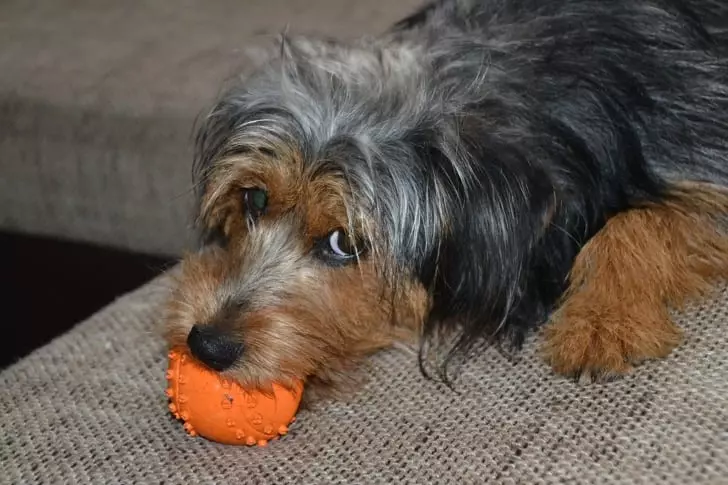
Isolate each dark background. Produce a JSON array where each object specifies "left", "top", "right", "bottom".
[{"left": 3, "top": 231, "right": 173, "bottom": 369}]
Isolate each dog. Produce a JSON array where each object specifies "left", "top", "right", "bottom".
[{"left": 165, "top": 0, "right": 728, "bottom": 402}]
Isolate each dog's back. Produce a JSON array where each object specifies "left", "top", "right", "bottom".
[{"left": 393, "top": 0, "right": 728, "bottom": 187}]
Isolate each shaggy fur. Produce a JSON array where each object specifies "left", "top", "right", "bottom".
[
  {"left": 544, "top": 183, "right": 728, "bottom": 380},
  {"left": 165, "top": 0, "right": 728, "bottom": 399}
]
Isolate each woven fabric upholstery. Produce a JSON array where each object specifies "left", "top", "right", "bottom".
[{"left": 2, "top": 273, "right": 727, "bottom": 484}]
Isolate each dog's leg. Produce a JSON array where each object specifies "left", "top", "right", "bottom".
[{"left": 543, "top": 183, "right": 728, "bottom": 380}]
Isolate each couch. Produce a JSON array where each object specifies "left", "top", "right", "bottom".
[{"left": 2, "top": 1, "right": 727, "bottom": 483}]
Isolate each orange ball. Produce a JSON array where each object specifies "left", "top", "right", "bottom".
[{"left": 166, "top": 347, "right": 303, "bottom": 446}]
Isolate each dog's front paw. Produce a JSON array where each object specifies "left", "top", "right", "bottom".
[{"left": 542, "top": 295, "right": 683, "bottom": 382}]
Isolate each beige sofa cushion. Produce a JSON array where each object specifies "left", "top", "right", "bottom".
[{"left": 2, "top": 273, "right": 727, "bottom": 483}]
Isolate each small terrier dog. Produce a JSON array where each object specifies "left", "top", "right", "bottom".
[{"left": 166, "top": 0, "right": 728, "bottom": 401}]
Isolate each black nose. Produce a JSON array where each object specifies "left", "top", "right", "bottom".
[{"left": 186, "top": 325, "right": 243, "bottom": 371}]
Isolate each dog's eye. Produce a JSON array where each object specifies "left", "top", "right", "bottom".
[
  {"left": 243, "top": 188, "right": 268, "bottom": 220},
  {"left": 328, "top": 230, "right": 355, "bottom": 257},
  {"left": 317, "top": 229, "right": 364, "bottom": 264}
]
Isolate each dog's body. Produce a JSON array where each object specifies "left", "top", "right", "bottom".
[{"left": 166, "top": 0, "right": 728, "bottom": 399}]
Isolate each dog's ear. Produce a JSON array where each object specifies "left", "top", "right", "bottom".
[
  {"left": 189, "top": 94, "right": 241, "bottom": 247},
  {"left": 414, "top": 116, "right": 569, "bottom": 378},
  {"left": 191, "top": 93, "right": 246, "bottom": 201}
]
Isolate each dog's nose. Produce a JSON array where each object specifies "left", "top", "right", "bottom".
[{"left": 186, "top": 325, "right": 243, "bottom": 371}]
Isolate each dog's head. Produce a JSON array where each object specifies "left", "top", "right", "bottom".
[{"left": 165, "top": 36, "right": 557, "bottom": 395}]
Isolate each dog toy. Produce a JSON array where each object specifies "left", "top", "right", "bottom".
[{"left": 166, "top": 347, "right": 303, "bottom": 446}]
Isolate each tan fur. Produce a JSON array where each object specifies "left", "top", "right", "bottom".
[
  {"left": 166, "top": 147, "right": 428, "bottom": 401},
  {"left": 543, "top": 183, "right": 728, "bottom": 380},
  {"left": 164, "top": 250, "right": 229, "bottom": 346}
]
